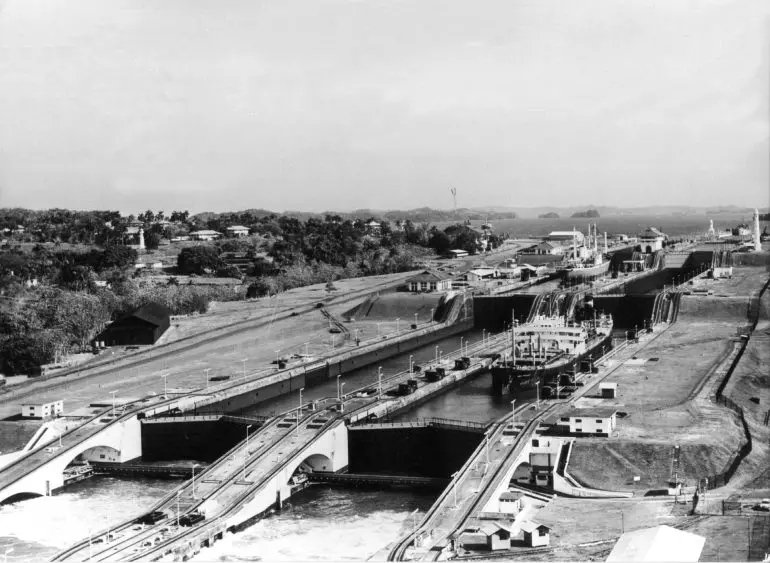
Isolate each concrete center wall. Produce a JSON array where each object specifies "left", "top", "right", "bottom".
[
  {"left": 195, "top": 319, "right": 473, "bottom": 416},
  {"left": 348, "top": 426, "right": 483, "bottom": 478}
]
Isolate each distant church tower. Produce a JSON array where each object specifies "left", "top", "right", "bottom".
[
  {"left": 753, "top": 208, "right": 761, "bottom": 251},
  {"left": 138, "top": 228, "right": 146, "bottom": 251}
]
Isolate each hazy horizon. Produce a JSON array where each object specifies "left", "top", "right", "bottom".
[{"left": 1, "top": 0, "right": 768, "bottom": 213}]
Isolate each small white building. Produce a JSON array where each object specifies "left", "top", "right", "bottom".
[
  {"left": 406, "top": 270, "right": 452, "bottom": 292},
  {"left": 638, "top": 227, "right": 667, "bottom": 253},
  {"left": 520, "top": 521, "right": 550, "bottom": 547},
  {"left": 557, "top": 408, "right": 617, "bottom": 436},
  {"left": 226, "top": 225, "right": 250, "bottom": 238},
  {"left": 448, "top": 249, "right": 469, "bottom": 259},
  {"left": 365, "top": 221, "right": 382, "bottom": 236},
  {"left": 189, "top": 230, "right": 222, "bottom": 241},
  {"left": 497, "top": 490, "right": 523, "bottom": 514},
  {"left": 607, "top": 525, "right": 705, "bottom": 562},
  {"left": 467, "top": 268, "right": 498, "bottom": 282},
  {"left": 599, "top": 382, "right": 618, "bottom": 399},
  {"left": 531, "top": 241, "right": 563, "bottom": 255},
  {"left": 22, "top": 400, "right": 64, "bottom": 419}
]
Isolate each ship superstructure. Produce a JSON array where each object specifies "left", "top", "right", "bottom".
[
  {"left": 557, "top": 223, "right": 610, "bottom": 281},
  {"left": 491, "top": 312, "right": 613, "bottom": 394}
]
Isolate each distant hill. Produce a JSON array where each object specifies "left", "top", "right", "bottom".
[{"left": 570, "top": 209, "right": 601, "bottom": 218}]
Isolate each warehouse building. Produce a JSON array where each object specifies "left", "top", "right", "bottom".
[{"left": 99, "top": 303, "right": 171, "bottom": 346}]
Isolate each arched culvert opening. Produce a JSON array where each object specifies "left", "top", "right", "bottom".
[
  {"left": 510, "top": 461, "right": 532, "bottom": 485},
  {"left": 288, "top": 453, "right": 333, "bottom": 489},
  {"left": 61, "top": 445, "right": 120, "bottom": 485},
  {"left": 1, "top": 492, "right": 43, "bottom": 506}
]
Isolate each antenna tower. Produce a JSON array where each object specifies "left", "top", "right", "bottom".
[{"left": 450, "top": 187, "right": 457, "bottom": 213}]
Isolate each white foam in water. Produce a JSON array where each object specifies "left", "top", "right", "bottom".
[{"left": 192, "top": 508, "right": 415, "bottom": 561}]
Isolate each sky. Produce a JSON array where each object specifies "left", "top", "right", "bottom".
[{"left": 0, "top": 0, "right": 768, "bottom": 214}]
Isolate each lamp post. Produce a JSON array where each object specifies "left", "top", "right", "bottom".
[
  {"left": 161, "top": 373, "right": 168, "bottom": 398},
  {"left": 484, "top": 432, "right": 491, "bottom": 464},
  {"left": 304, "top": 342, "right": 309, "bottom": 358},
  {"left": 414, "top": 312, "right": 418, "bottom": 327},
  {"left": 191, "top": 463, "right": 199, "bottom": 499},
  {"left": 435, "top": 346, "right": 439, "bottom": 363},
  {"left": 337, "top": 374, "right": 342, "bottom": 404},
  {"left": 396, "top": 317, "right": 400, "bottom": 334},
  {"left": 511, "top": 399, "right": 516, "bottom": 424},
  {"left": 460, "top": 337, "right": 464, "bottom": 356},
  {"left": 430, "top": 307, "right": 435, "bottom": 324},
  {"left": 451, "top": 471, "right": 460, "bottom": 508},
  {"left": 299, "top": 387, "right": 304, "bottom": 414},
  {"left": 275, "top": 349, "right": 281, "bottom": 364},
  {"left": 535, "top": 381, "right": 540, "bottom": 410},
  {"left": 205, "top": 368, "right": 211, "bottom": 390},
  {"left": 176, "top": 490, "right": 181, "bottom": 527},
  {"left": 378, "top": 367, "right": 383, "bottom": 399},
  {"left": 241, "top": 358, "right": 247, "bottom": 380},
  {"left": 110, "top": 390, "right": 117, "bottom": 415},
  {"left": 411, "top": 508, "right": 419, "bottom": 531},
  {"left": 246, "top": 424, "right": 253, "bottom": 451},
  {"left": 409, "top": 355, "right": 414, "bottom": 374},
  {"left": 340, "top": 382, "right": 346, "bottom": 413}
]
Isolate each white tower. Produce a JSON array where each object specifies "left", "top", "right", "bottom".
[
  {"left": 707, "top": 219, "right": 715, "bottom": 237},
  {"left": 138, "top": 227, "right": 146, "bottom": 251},
  {"left": 753, "top": 208, "right": 761, "bottom": 251}
]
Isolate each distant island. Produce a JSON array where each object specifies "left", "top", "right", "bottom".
[
  {"left": 570, "top": 209, "right": 601, "bottom": 218},
  {"left": 538, "top": 212, "right": 560, "bottom": 219}
]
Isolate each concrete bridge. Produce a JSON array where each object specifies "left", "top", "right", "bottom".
[{"left": 0, "top": 412, "right": 142, "bottom": 504}]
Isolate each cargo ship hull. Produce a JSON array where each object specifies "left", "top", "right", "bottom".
[
  {"left": 490, "top": 333, "right": 612, "bottom": 396},
  {"left": 559, "top": 260, "right": 611, "bottom": 282}
]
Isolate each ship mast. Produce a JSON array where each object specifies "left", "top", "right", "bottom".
[{"left": 511, "top": 308, "right": 516, "bottom": 364}]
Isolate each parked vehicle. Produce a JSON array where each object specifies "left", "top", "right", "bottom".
[{"left": 138, "top": 511, "right": 167, "bottom": 525}]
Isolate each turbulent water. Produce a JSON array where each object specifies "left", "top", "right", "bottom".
[
  {"left": 0, "top": 476, "right": 179, "bottom": 562},
  {"left": 190, "top": 487, "right": 435, "bottom": 562}
]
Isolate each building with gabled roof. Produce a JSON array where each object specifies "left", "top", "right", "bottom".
[
  {"left": 99, "top": 303, "right": 171, "bottom": 346},
  {"left": 226, "top": 225, "right": 250, "bottom": 237},
  {"left": 520, "top": 521, "right": 550, "bottom": 547},
  {"left": 405, "top": 270, "right": 452, "bottom": 292},
  {"left": 638, "top": 227, "right": 667, "bottom": 252}
]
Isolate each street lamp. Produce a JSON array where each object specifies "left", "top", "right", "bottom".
[
  {"left": 176, "top": 490, "right": 181, "bottom": 528},
  {"left": 396, "top": 317, "right": 400, "bottom": 334},
  {"left": 191, "top": 463, "right": 199, "bottom": 499},
  {"left": 246, "top": 424, "right": 253, "bottom": 451},
  {"left": 161, "top": 373, "right": 168, "bottom": 398},
  {"left": 535, "top": 381, "right": 540, "bottom": 410},
  {"left": 411, "top": 508, "right": 419, "bottom": 531},
  {"left": 511, "top": 399, "right": 516, "bottom": 424},
  {"left": 484, "top": 432, "right": 491, "bottom": 464},
  {"left": 299, "top": 387, "right": 304, "bottom": 414},
  {"left": 435, "top": 346, "right": 439, "bottom": 363},
  {"left": 409, "top": 355, "right": 414, "bottom": 374},
  {"left": 336, "top": 374, "right": 342, "bottom": 403},
  {"left": 241, "top": 358, "right": 247, "bottom": 380},
  {"left": 430, "top": 308, "right": 435, "bottom": 323},
  {"left": 340, "top": 382, "right": 346, "bottom": 413},
  {"left": 378, "top": 367, "right": 383, "bottom": 399},
  {"left": 205, "top": 368, "right": 211, "bottom": 390},
  {"left": 414, "top": 312, "right": 418, "bottom": 327},
  {"left": 460, "top": 337, "right": 464, "bottom": 356},
  {"left": 110, "top": 390, "right": 117, "bottom": 415},
  {"left": 451, "top": 471, "right": 460, "bottom": 508}
]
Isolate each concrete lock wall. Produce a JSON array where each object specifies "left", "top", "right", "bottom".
[
  {"left": 193, "top": 319, "right": 473, "bottom": 415},
  {"left": 347, "top": 426, "right": 483, "bottom": 478},
  {"left": 141, "top": 419, "right": 250, "bottom": 462}
]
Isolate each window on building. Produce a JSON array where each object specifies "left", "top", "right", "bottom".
[
  {"left": 596, "top": 419, "right": 603, "bottom": 423},
  {"left": 538, "top": 528, "right": 548, "bottom": 537},
  {"left": 574, "top": 418, "right": 582, "bottom": 423},
  {"left": 575, "top": 428, "right": 583, "bottom": 433}
]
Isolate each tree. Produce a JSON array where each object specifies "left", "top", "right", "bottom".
[
  {"left": 177, "top": 246, "right": 222, "bottom": 275},
  {"left": 247, "top": 278, "right": 272, "bottom": 298},
  {"left": 144, "top": 231, "right": 162, "bottom": 250},
  {"left": 216, "top": 264, "right": 243, "bottom": 278},
  {"left": 428, "top": 229, "right": 452, "bottom": 255},
  {"left": 98, "top": 244, "right": 138, "bottom": 271}
]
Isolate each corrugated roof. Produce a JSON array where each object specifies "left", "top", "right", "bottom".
[
  {"left": 406, "top": 269, "right": 451, "bottom": 282},
  {"left": 129, "top": 303, "right": 170, "bottom": 327},
  {"left": 563, "top": 407, "right": 617, "bottom": 419},
  {"left": 519, "top": 521, "right": 549, "bottom": 533}
]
